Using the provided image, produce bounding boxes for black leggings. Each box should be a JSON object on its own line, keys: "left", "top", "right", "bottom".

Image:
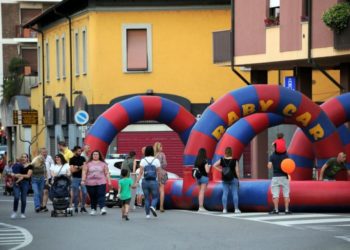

{"left": 86, "top": 184, "right": 106, "bottom": 210}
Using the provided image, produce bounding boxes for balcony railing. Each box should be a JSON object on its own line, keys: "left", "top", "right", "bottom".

{"left": 15, "top": 25, "right": 37, "bottom": 38}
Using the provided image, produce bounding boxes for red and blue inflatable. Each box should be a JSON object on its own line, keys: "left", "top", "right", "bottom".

{"left": 84, "top": 85, "right": 350, "bottom": 212}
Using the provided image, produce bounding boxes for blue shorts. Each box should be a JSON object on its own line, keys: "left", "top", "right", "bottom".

{"left": 197, "top": 176, "right": 209, "bottom": 185}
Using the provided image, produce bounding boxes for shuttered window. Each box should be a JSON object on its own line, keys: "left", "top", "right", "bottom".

{"left": 122, "top": 24, "right": 152, "bottom": 73}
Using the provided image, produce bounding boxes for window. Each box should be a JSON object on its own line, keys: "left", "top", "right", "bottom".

{"left": 301, "top": 0, "right": 309, "bottom": 21}
{"left": 75, "top": 30, "right": 79, "bottom": 76}
{"left": 56, "top": 36, "right": 60, "bottom": 80}
{"left": 269, "top": 0, "right": 280, "bottom": 18}
{"left": 82, "top": 28, "right": 87, "bottom": 74}
{"left": 122, "top": 24, "right": 152, "bottom": 73}
{"left": 45, "top": 40, "right": 49, "bottom": 82}
{"left": 62, "top": 34, "right": 66, "bottom": 79}
{"left": 37, "top": 45, "right": 41, "bottom": 83}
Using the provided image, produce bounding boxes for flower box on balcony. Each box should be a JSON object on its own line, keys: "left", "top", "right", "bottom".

{"left": 264, "top": 16, "right": 279, "bottom": 27}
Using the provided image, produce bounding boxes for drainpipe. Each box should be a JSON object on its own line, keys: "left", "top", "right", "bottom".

{"left": 230, "top": 0, "right": 251, "bottom": 85}
{"left": 54, "top": 9, "right": 73, "bottom": 121}
{"left": 307, "top": 0, "right": 344, "bottom": 92}
{"left": 28, "top": 26, "right": 45, "bottom": 115}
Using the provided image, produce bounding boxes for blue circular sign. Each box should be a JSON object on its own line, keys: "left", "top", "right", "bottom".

{"left": 74, "top": 110, "right": 89, "bottom": 125}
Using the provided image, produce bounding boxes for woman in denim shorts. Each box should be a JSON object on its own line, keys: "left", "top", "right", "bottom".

{"left": 194, "top": 148, "right": 210, "bottom": 211}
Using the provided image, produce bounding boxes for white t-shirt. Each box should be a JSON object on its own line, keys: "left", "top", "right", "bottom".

{"left": 44, "top": 155, "right": 54, "bottom": 179}
{"left": 50, "top": 163, "right": 70, "bottom": 177}
{"left": 140, "top": 156, "right": 161, "bottom": 180}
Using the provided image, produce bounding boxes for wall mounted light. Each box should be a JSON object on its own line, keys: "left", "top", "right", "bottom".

{"left": 73, "top": 90, "right": 83, "bottom": 95}
{"left": 43, "top": 95, "right": 52, "bottom": 99}
{"left": 146, "top": 89, "right": 154, "bottom": 95}
{"left": 56, "top": 93, "right": 65, "bottom": 97}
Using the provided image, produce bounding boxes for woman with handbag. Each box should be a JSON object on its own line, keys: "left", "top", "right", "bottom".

{"left": 194, "top": 148, "right": 210, "bottom": 212}
{"left": 212, "top": 147, "right": 241, "bottom": 214}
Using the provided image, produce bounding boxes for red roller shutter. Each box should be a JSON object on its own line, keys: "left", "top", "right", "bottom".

{"left": 117, "top": 131, "right": 184, "bottom": 177}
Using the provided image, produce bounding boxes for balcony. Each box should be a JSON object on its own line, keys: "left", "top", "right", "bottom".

{"left": 15, "top": 25, "right": 37, "bottom": 39}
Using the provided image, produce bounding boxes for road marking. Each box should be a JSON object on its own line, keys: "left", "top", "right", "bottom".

{"left": 0, "top": 223, "right": 32, "bottom": 250}
{"left": 335, "top": 235, "right": 350, "bottom": 243}
{"left": 273, "top": 218, "right": 350, "bottom": 226}
{"left": 244, "top": 214, "right": 337, "bottom": 221}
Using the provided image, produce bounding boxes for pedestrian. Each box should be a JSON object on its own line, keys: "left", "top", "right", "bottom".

{"left": 58, "top": 141, "right": 74, "bottom": 162}
{"left": 319, "top": 152, "right": 349, "bottom": 181}
{"left": 121, "top": 151, "right": 137, "bottom": 209}
{"left": 154, "top": 142, "right": 167, "bottom": 212}
{"left": 69, "top": 146, "right": 88, "bottom": 213}
{"left": 2, "top": 160, "right": 14, "bottom": 196}
{"left": 81, "top": 144, "right": 90, "bottom": 161}
{"left": 267, "top": 149, "right": 291, "bottom": 215}
{"left": 30, "top": 155, "right": 47, "bottom": 213}
{"left": 212, "top": 147, "right": 241, "bottom": 214}
{"left": 81, "top": 150, "right": 112, "bottom": 216}
{"left": 194, "top": 148, "right": 210, "bottom": 212}
{"left": 118, "top": 168, "right": 135, "bottom": 221}
{"left": 40, "top": 147, "right": 54, "bottom": 212}
{"left": 135, "top": 147, "right": 146, "bottom": 207}
{"left": 272, "top": 132, "right": 286, "bottom": 154}
{"left": 133, "top": 145, "right": 161, "bottom": 219}
{"left": 10, "top": 154, "right": 32, "bottom": 219}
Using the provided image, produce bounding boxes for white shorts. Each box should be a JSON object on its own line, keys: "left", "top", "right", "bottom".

{"left": 271, "top": 176, "right": 290, "bottom": 198}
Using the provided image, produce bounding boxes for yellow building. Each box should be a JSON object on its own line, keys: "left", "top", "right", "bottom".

{"left": 23, "top": 0, "right": 252, "bottom": 169}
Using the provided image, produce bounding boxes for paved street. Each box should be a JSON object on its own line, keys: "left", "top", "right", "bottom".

{"left": 0, "top": 193, "right": 349, "bottom": 250}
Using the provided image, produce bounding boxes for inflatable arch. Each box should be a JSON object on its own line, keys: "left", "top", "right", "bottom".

{"left": 288, "top": 93, "right": 350, "bottom": 179}
{"left": 84, "top": 96, "right": 196, "bottom": 155}
{"left": 184, "top": 85, "right": 344, "bottom": 166}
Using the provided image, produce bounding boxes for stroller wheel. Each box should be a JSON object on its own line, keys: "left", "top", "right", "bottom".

{"left": 51, "top": 211, "right": 56, "bottom": 217}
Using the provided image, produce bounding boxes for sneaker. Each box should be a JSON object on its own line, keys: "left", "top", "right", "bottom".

{"left": 20, "top": 214, "right": 26, "bottom": 219}
{"left": 285, "top": 210, "right": 292, "bottom": 215}
{"left": 80, "top": 207, "right": 87, "bottom": 213}
{"left": 90, "top": 209, "right": 96, "bottom": 216}
{"left": 74, "top": 208, "right": 79, "bottom": 213}
{"left": 100, "top": 207, "right": 107, "bottom": 215}
{"left": 35, "top": 207, "right": 41, "bottom": 213}
{"left": 223, "top": 209, "right": 227, "bottom": 214}
{"left": 40, "top": 206, "right": 48, "bottom": 212}
{"left": 10, "top": 212, "right": 17, "bottom": 219}
{"left": 125, "top": 216, "right": 129, "bottom": 221}
{"left": 150, "top": 206, "right": 157, "bottom": 217}
{"left": 198, "top": 207, "right": 206, "bottom": 212}
{"left": 234, "top": 209, "right": 241, "bottom": 214}
{"left": 269, "top": 209, "right": 279, "bottom": 215}
{"left": 146, "top": 215, "right": 150, "bottom": 219}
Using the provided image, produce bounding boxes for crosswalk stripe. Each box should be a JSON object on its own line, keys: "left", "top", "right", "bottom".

{"left": 245, "top": 214, "right": 337, "bottom": 221}
{"left": 273, "top": 218, "right": 350, "bottom": 226}
{"left": 0, "top": 223, "right": 33, "bottom": 250}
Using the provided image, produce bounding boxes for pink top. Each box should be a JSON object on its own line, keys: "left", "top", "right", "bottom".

{"left": 85, "top": 161, "right": 108, "bottom": 186}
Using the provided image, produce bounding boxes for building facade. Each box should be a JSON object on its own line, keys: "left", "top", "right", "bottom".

{"left": 24, "top": 0, "right": 254, "bottom": 176}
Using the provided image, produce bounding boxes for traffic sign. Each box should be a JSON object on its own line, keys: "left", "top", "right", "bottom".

{"left": 74, "top": 110, "right": 89, "bottom": 125}
{"left": 284, "top": 76, "right": 296, "bottom": 91}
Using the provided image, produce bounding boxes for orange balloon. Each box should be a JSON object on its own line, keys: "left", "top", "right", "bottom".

{"left": 281, "top": 158, "right": 296, "bottom": 174}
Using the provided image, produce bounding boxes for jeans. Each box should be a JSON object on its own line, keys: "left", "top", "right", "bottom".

{"left": 32, "top": 176, "right": 45, "bottom": 209}
{"left": 13, "top": 180, "right": 30, "bottom": 214}
{"left": 72, "top": 178, "right": 87, "bottom": 208}
{"left": 142, "top": 180, "right": 159, "bottom": 215}
{"left": 222, "top": 178, "right": 239, "bottom": 210}
{"left": 86, "top": 184, "right": 106, "bottom": 210}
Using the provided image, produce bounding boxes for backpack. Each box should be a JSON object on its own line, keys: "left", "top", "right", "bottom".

{"left": 221, "top": 158, "right": 235, "bottom": 182}
{"left": 144, "top": 158, "right": 157, "bottom": 180}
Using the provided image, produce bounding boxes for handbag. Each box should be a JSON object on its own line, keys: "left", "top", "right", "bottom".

{"left": 192, "top": 167, "right": 202, "bottom": 179}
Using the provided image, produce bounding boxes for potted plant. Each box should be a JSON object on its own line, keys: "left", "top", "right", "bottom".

{"left": 322, "top": 1, "right": 350, "bottom": 49}
{"left": 264, "top": 16, "right": 279, "bottom": 27}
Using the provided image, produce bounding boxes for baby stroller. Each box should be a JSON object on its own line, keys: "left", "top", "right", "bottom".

{"left": 105, "top": 188, "right": 122, "bottom": 208}
{"left": 49, "top": 175, "right": 73, "bottom": 217}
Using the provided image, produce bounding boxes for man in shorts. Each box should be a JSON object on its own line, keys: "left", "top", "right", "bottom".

{"left": 319, "top": 152, "right": 349, "bottom": 181}
{"left": 267, "top": 150, "right": 291, "bottom": 215}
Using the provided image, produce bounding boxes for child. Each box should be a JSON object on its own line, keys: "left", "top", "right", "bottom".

{"left": 272, "top": 132, "right": 286, "bottom": 154}
{"left": 118, "top": 168, "right": 135, "bottom": 221}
